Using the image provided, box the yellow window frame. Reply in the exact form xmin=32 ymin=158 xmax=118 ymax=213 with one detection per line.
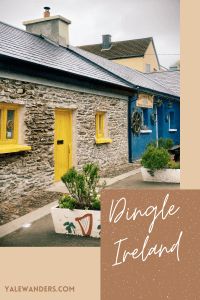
xmin=0 ymin=103 xmax=19 ymax=145
xmin=96 ymin=112 xmax=105 ymax=139
xmin=95 ymin=112 xmax=112 ymax=144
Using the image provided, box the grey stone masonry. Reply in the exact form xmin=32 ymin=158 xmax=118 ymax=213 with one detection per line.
xmin=0 ymin=78 xmax=129 ymax=201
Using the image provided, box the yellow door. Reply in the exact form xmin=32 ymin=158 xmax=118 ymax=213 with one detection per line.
xmin=54 ymin=110 xmax=72 ymax=181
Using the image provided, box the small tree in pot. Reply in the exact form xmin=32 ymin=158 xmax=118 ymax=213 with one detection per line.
xmin=141 ymin=139 xmax=180 ymax=183
xmin=60 ymin=163 xmax=102 ymax=210
xmin=51 ymin=163 xmax=104 ymax=238
xmin=141 ymin=145 xmax=170 ymax=176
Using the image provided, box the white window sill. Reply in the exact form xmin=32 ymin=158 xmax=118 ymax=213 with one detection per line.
xmin=141 ymin=130 xmax=152 ymax=134
xmin=169 ymin=129 xmax=177 ymax=132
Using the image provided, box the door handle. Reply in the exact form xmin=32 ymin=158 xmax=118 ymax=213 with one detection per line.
xmin=57 ymin=140 xmax=64 ymax=145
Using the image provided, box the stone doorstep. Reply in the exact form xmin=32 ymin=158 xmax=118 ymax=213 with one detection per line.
xmin=0 ymin=168 xmax=141 ymax=238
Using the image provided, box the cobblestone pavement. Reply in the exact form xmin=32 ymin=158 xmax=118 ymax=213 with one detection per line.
xmin=0 ymin=214 xmax=100 ymax=247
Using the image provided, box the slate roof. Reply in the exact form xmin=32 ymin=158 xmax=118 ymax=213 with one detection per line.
xmin=0 ymin=21 xmax=179 ymax=98
xmin=69 ymin=46 xmax=179 ymax=97
xmin=0 ymin=21 xmax=131 ymax=89
xmin=79 ymin=37 xmax=153 ymax=60
xmin=146 ymin=71 xmax=180 ymax=97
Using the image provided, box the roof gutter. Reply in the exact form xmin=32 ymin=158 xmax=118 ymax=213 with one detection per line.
xmin=0 ymin=53 xmax=133 ymax=95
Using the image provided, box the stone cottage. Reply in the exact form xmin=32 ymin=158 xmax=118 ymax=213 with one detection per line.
xmin=0 ymin=8 xmax=180 ymax=201
xmin=71 ymin=46 xmax=180 ymax=161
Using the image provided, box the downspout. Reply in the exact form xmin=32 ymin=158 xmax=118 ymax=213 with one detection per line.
xmin=155 ymin=106 xmax=159 ymax=147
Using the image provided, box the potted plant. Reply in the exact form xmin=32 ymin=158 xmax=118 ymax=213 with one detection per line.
xmin=51 ymin=163 xmax=104 ymax=238
xmin=141 ymin=141 xmax=180 ymax=183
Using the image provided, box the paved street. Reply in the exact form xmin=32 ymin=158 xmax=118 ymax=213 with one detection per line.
xmin=107 ymin=172 xmax=180 ymax=189
xmin=0 ymin=171 xmax=179 ymax=247
xmin=0 ymin=214 xmax=100 ymax=247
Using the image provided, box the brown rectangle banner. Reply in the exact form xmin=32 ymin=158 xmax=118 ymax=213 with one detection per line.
xmin=101 ymin=190 xmax=200 ymax=300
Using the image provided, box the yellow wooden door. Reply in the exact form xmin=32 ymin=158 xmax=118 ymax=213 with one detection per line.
xmin=54 ymin=110 xmax=72 ymax=181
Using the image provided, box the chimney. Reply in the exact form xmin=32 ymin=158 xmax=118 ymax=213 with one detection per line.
xmin=43 ymin=6 xmax=50 ymax=18
xmin=23 ymin=7 xmax=71 ymax=47
xmin=102 ymin=34 xmax=112 ymax=50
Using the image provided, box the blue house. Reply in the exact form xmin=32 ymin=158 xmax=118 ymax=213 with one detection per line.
xmin=72 ymin=48 xmax=180 ymax=162
xmin=128 ymin=70 xmax=180 ymax=160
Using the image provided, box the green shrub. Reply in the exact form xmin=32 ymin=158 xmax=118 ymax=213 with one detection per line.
xmin=60 ymin=163 xmax=103 ymax=210
xmin=91 ymin=196 xmax=101 ymax=210
xmin=59 ymin=195 xmax=77 ymax=210
xmin=141 ymin=145 xmax=171 ymax=176
xmin=167 ymin=160 xmax=180 ymax=169
xmin=147 ymin=138 xmax=174 ymax=150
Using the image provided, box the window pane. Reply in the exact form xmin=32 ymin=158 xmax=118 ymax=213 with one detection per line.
xmin=170 ymin=111 xmax=175 ymax=128
xmin=145 ymin=64 xmax=151 ymax=73
xmin=99 ymin=114 xmax=104 ymax=137
xmin=6 ymin=110 xmax=15 ymax=139
xmin=142 ymin=108 xmax=148 ymax=126
xmin=99 ymin=115 xmax=102 ymax=134
xmin=96 ymin=113 xmax=105 ymax=138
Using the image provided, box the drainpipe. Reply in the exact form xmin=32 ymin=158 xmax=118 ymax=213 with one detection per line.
xmin=155 ymin=106 xmax=159 ymax=147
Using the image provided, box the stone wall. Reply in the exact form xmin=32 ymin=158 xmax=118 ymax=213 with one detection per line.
xmin=0 ymin=78 xmax=129 ymax=201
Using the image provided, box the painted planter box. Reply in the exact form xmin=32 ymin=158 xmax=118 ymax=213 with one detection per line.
xmin=141 ymin=167 xmax=180 ymax=183
xmin=51 ymin=206 xmax=101 ymax=238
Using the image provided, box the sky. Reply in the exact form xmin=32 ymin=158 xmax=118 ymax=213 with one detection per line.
xmin=0 ymin=0 xmax=180 ymax=68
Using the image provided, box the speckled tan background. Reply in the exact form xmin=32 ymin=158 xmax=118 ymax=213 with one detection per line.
xmin=101 ymin=190 xmax=200 ymax=300
xmin=0 ymin=1 xmax=199 ymax=299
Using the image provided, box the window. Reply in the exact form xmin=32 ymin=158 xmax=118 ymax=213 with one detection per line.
xmin=140 ymin=108 xmax=152 ymax=133
xmin=96 ymin=112 xmax=104 ymax=139
xmin=141 ymin=108 xmax=148 ymax=128
xmin=0 ymin=103 xmax=31 ymax=153
xmin=169 ymin=111 xmax=177 ymax=132
xmin=145 ymin=64 xmax=151 ymax=73
xmin=95 ymin=112 xmax=112 ymax=144
xmin=0 ymin=104 xmax=18 ymax=144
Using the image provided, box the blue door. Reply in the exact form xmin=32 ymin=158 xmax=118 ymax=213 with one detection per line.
xmin=128 ymin=96 xmax=156 ymax=162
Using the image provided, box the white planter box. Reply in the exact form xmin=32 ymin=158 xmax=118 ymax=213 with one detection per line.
xmin=51 ymin=206 xmax=101 ymax=238
xmin=141 ymin=167 xmax=180 ymax=183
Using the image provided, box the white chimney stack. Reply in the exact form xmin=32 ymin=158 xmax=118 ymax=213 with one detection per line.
xmin=23 ymin=7 xmax=71 ymax=47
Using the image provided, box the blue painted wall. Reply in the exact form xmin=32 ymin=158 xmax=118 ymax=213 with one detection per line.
xmin=129 ymin=95 xmax=180 ymax=162
xmin=157 ymin=100 xmax=180 ymax=145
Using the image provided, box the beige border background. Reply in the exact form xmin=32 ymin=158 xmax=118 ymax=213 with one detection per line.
xmin=0 ymin=1 xmax=198 ymax=299
xmin=0 ymin=248 xmax=100 ymax=300
xmin=181 ymin=0 xmax=199 ymax=188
